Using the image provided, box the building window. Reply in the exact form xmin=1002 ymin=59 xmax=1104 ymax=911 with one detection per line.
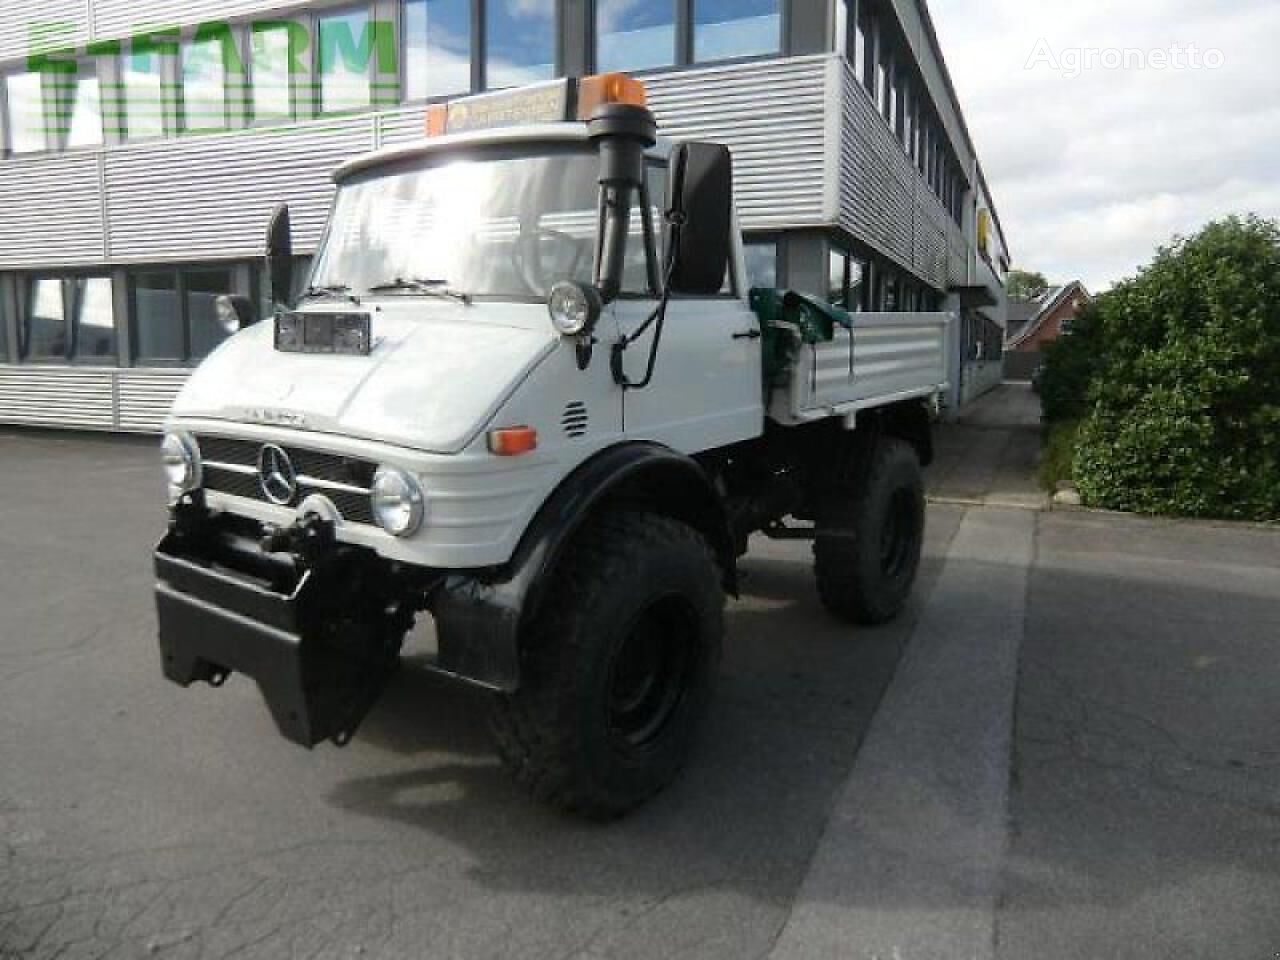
xmin=743 ymin=240 xmax=777 ymax=290
xmin=598 ymin=0 xmax=677 ymax=73
xmin=181 ymin=34 xmax=230 ymax=132
xmin=318 ymin=7 xmax=374 ymax=113
xmin=251 ymin=22 xmax=301 ymax=122
xmin=828 ymin=248 xmax=848 ymax=308
xmin=72 ymin=276 xmax=116 ymax=361
xmin=122 ymin=44 xmax=166 ymax=140
xmin=24 ymin=277 xmax=69 ymax=361
xmin=850 ymin=256 xmax=868 ymax=310
xmin=486 ymin=0 xmax=555 ymax=88
xmin=404 ymin=0 xmax=473 ymax=100
xmin=186 ymin=268 xmax=235 ymax=359
xmin=856 ymin=2 xmax=873 ymax=93
xmin=4 ymin=72 xmax=46 ymax=154
xmin=51 ymin=61 xmax=103 ymax=150
xmin=693 ymin=0 xmax=780 ymax=63
xmin=133 ymin=271 xmax=182 ymax=361
xmin=131 ymin=267 xmax=237 ymax=364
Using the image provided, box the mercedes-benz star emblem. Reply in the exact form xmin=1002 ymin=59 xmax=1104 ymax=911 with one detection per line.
xmin=258 ymin=444 xmax=298 ymax=505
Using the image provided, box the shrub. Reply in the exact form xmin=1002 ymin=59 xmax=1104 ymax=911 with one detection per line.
xmin=1038 ymin=299 xmax=1107 ymax=424
xmin=1068 ymin=216 xmax=1280 ymax=521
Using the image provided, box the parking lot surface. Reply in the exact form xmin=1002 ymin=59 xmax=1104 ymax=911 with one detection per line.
xmin=0 ymin=429 xmax=961 ymax=960
xmin=3 ymin=417 xmax=1278 ymax=960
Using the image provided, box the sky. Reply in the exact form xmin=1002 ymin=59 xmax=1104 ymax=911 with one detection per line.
xmin=927 ymin=0 xmax=1280 ymax=291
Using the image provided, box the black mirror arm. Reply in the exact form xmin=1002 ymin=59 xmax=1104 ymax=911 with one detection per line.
xmin=610 ymin=215 xmax=683 ymax=391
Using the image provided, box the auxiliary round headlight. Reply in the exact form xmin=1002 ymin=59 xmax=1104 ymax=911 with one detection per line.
xmin=371 ymin=466 xmax=425 ymax=537
xmin=547 ymin=281 xmax=602 ymax=337
xmin=161 ymin=432 xmax=201 ymax=495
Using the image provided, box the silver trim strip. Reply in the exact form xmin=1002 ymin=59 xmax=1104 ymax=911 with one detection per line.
xmin=204 ymin=460 xmax=257 ymax=476
xmin=296 ymin=474 xmax=372 ymax=497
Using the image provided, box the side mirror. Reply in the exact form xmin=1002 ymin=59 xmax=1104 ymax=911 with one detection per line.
xmin=266 ymin=203 xmax=294 ymax=306
xmin=215 ymin=295 xmax=258 ymax=335
xmin=665 ymin=142 xmax=733 ymax=296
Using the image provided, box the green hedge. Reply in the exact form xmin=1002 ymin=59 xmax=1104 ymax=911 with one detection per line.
xmin=1040 ymin=216 xmax=1280 ymax=521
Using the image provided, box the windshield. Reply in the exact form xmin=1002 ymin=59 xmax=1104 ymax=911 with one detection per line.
xmin=311 ymin=146 xmax=656 ymax=300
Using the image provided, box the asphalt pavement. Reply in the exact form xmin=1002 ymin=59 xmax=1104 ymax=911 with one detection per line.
xmin=2 ymin=391 xmax=1278 ymax=960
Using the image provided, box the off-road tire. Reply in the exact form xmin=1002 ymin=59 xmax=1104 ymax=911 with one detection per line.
xmin=489 ymin=510 xmax=724 ymax=818
xmin=814 ymin=437 xmax=925 ymax=626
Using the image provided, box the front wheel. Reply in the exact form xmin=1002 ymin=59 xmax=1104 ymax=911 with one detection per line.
xmin=814 ymin=437 xmax=925 ymax=626
xmin=490 ymin=510 xmax=724 ymax=818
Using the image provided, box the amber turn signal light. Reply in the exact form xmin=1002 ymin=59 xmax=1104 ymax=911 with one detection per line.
xmin=488 ymin=426 xmax=538 ymax=457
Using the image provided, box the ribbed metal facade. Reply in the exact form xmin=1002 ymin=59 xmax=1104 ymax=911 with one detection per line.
xmin=0 ymin=0 xmax=1002 ymax=431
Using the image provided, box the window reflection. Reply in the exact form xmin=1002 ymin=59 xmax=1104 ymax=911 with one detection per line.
xmin=25 ymin=278 xmax=68 ymax=360
xmin=72 ymin=277 xmax=116 ymax=361
xmin=252 ymin=22 xmax=298 ymax=122
xmin=318 ymin=7 xmax=373 ymax=113
xmin=187 ymin=270 xmax=235 ymax=359
xmin=181 ymin=35 xmax=229 ymax=132
xmin=486 ymin=0 xmax=555 ymax=89
xmin=123 ymin=46 xmax=165 ymax=140
xmin=693 ymin=0 xmax=780 ymax=63
xmin=404 ymin=0 xmax=472 ymax=100
xmin=4 ymin=72 xmax=45 ymax=154
xmin=133 ymin=272 xmax=182 ymax=361
xmin=54 ymin=62 xmax=103 ymax=149
xmin=598 ymin=0 xmax=677 ymax=73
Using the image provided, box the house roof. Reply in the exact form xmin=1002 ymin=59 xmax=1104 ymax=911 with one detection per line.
xmin=1005 ymin=281 xmax=1091 ymax=348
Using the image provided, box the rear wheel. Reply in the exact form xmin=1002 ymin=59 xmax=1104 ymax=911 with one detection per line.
xmin=490 ymin=510 xmax=724 ymax=818
xmin=814 ymin=437 xmax=925 ymax=626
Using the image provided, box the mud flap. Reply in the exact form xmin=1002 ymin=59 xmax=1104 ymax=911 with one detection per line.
xmin=154 ymin=535 xmax=403 ymax=748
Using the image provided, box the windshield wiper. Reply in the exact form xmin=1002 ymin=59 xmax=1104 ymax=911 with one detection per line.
xmin=301 ymin=283 xmax=361 ymax=305
xmin=367 ymin=277 xmax=472 ymax=305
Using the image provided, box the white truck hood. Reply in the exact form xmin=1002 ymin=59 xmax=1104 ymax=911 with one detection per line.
xmin=171 ymin=303 xmax=557 ymax=454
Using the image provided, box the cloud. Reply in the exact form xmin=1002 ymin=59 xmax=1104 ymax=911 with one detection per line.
xmin=930 ymin=0 xmax=1280 ymax=289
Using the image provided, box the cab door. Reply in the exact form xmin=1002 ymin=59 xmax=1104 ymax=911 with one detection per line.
xmin=611 ymin=289 xmax=763 ymax=453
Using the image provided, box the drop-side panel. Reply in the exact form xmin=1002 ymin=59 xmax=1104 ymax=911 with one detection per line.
xmin=779 ymin=313 xmax=949 ymax=422
xmin=0 ymin=155 xmax=106 ymax=267
xmin=104 ymin=119 xmax=375 ymax=260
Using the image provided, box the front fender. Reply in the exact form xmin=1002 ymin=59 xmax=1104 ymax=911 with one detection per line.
xmin=431 ymin=442 xmax=736 ymax=692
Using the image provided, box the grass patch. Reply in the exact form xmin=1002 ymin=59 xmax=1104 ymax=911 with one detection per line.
xmin=1039 ymin=421 xmax=1080 ymax=494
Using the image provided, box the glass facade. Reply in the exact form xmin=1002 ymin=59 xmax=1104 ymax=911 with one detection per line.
xmin=318 ymin=7 xmax=373 ymax=113
xmin=404 ymin=0 xmax=472 ymax=100
xmin=72 ymin=277 xmax=116 ymax=361
xmin=251 ymin=22 xmax=299 ymax=122
xmin=597 ymin=1 xmax=677 ymax=73
xmin=693 ymin=0 xmax=781 ymax=62
xmin=55 ymin=62 xmax=104 ymax=149
xmin=25 ymin=278 xmax=67 ymax=360
xmin=4 ymin=72 xmax=45 ymax=154
xmin=181 ymin=35 xmax=229 ymax=132
xmin=486 ymin=0 xmax=555 ymax=89
xmin=122 ymin=46 xmax=166 ymax=140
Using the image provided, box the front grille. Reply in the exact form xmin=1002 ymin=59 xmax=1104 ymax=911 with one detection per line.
xmin=196 ymin=435 xmax=376 ymax=525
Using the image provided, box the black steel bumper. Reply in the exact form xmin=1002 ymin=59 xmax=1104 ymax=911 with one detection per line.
xmin=154 ymin=528 xmax=396 ymax=748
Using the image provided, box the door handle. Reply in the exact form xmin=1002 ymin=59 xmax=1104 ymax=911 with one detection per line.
xmin=732 ymin=329 xmax=762 ymax=340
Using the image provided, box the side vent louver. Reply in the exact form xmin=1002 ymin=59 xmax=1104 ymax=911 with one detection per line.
xmin=562 ymin=401 xmax=589 ymax=439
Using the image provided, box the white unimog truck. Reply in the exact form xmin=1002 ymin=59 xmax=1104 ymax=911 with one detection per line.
xmin=154 ymin=73 xmax=951 ymax=818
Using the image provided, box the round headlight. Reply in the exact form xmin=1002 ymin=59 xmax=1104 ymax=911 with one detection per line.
xmin=547 ymin=281 xmax=602 ymax=337
xmin=161 ymin=432 xmax=201 ymax=495
xmin=371 ymin=466 xmax=425 ymax=537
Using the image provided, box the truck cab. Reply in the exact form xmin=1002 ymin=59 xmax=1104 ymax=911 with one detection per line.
xmin=155 ymin=73 xmax=944 ymax=817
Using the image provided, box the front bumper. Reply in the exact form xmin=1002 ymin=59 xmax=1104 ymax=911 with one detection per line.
xmin=154 ymin=522 xmax=404 ymax=747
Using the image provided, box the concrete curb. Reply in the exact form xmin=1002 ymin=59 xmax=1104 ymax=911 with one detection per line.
xmin=770 ymin=507 xmax=1035 ymax=960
